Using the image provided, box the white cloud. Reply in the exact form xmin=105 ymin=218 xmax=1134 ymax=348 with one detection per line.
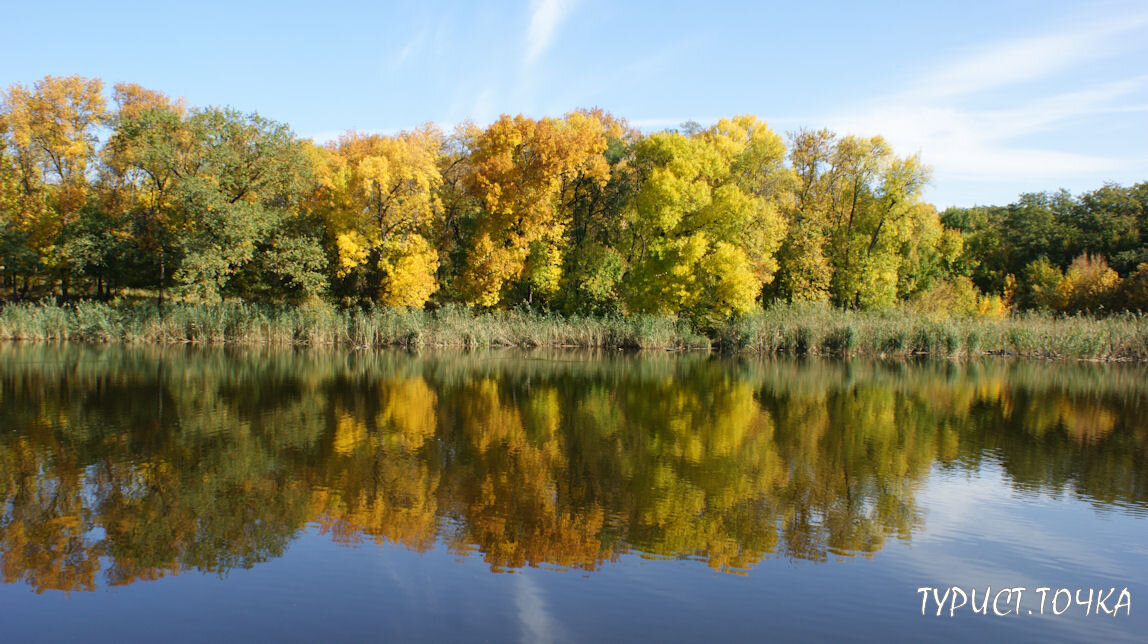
xmin=515 ymin=572 xmax=564 ymax=643
xmin=525 ymin=0 xmax=576 ymax=65
xmin=812 ymin=13 xmax=1148 ymax=202
xmin=907 ymin=14 xmax=1148 ymax=101
xmin=823 ymin=83 xmax=1144 ymax=183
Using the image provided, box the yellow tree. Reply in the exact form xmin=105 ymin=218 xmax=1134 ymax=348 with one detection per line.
xmin=1058 ymin=253 xmax=1120 ymax=312
xmin=457 ymin=113 xmax=611 ymax=307
xmin=700 ymin=115 xmax=794 ymax=291
xmin=2 ymin=75 xmax=106 ymax=297
xmin=775 ymin=129 xmax=836 ymax=301
xmin=831 ymin=142 xmax=931 ymax=308
xmin=622 ymin=116 xmax=791 ymax=320
xmin=781 ymin=130 xmax=931 ymax=308
xmin=1 ymin=111 xmax=43 ymax=296
xmin=320 ymin=127 xmax=443 ymax=307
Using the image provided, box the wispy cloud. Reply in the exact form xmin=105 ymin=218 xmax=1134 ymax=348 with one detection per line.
xmin=524 ymin=0 xmax=576 ymax=65
xmin=907 ymin=14 xmax=1148 ymax=101
xmin=813 ymin=12 xmax=1148 ymax=202
xmin=390 ymin=28 xmax=429 ymax=72
xmin=515 ymin=573 xmax=563 ymax=644
xmin=826 ymin=79 xmax=1147 ymax=181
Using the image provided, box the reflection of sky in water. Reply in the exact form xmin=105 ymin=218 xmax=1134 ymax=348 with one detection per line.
xmin=887 ymin=464 xmax=1147 ymax=642
xmin=2 ymin=471 xmax=1146 ymax=642
xmin=1 ymin=347 xmax=1147 ymax=641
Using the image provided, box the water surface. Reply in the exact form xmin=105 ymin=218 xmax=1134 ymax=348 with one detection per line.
xmin=1 ymin=346 xmax=1146 ymax=641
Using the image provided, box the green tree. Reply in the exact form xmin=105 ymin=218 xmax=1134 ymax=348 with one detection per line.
xmin=113 ymin=106 xmax=324 ymax=301
xmin=1019 ymin=257 xmax=1065 ymax=311
xmin=555 ymin=110 xmax=636 ymax=315
xmin=622 ymin=117 xmax=790 ymax=320
xmin=1070 ymin=183 xmax=1145 ymax=274
xmin=781 ymin=130 xmax=931 ymax=308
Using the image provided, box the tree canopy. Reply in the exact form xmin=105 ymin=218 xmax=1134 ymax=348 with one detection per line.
xmin=3 ymin=74 xmax=1146 ymax=316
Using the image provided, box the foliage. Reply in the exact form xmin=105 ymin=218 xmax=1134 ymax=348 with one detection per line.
xmin=1059 ymin=253 xmax=1120 ymax=313
xmin=622 ymin=116 xmax=790 ymax=321
xmin=1 ymin=74 xmax=1146 ymax=319
xmin=779 ymin=129 xmax=935 ymax=308
xmin=455 ymin=112 xmax=612 ymax=307
xmin=316 ymin=127 xmax=443 ymax=306
xmin=943 ymin=183 xmax=1148 ymax=312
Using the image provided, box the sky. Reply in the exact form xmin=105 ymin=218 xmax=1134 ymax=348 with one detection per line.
xmin=2 ymin=0 xmax=1146 ymax=208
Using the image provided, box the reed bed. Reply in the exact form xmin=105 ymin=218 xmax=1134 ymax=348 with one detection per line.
xmin=1 ymin=300 xmax=1145 ymax=360
xmin=0 ymin=301 xmax=708 ymax=350
xmin=716 ymin=301 xmax=1148 ymax=361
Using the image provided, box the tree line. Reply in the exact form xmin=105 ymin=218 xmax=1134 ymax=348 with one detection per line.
xmin=2 ymin=75 xmax=1146 ymax=320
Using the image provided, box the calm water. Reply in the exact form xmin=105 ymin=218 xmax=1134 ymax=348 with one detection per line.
xmin=1 ymin=345 xmax=1146 ymax=642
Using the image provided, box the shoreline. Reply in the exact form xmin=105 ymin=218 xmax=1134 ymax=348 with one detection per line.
xmin=1 ymin=300 xmax=1145 ymax=362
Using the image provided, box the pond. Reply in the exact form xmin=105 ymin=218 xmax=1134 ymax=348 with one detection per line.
xmin=1 ymin=345 xmax=1145 ymax=642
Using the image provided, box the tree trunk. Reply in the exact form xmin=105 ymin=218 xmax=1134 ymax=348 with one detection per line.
xmin=159 ymin=252 xmax=166 ymax=310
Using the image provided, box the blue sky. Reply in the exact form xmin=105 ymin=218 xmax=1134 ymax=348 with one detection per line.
xmin=3 ymin=0 xmax=1146 ymax=207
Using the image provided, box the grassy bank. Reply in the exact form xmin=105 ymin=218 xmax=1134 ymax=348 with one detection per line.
xmin=716 ymin=302 xmax=1148 ymax=361
xmin=0 ymin=301 xmax=710 ymax=350
xmin=1 ymin=300 xmax=1145 ymax=360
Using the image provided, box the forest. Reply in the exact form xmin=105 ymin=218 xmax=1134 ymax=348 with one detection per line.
xmin=2 ymin=74 xmax=1147 ymax=323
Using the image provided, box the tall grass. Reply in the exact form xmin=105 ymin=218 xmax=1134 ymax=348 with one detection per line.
xmin=716 ymin=301 xmax=1148 ymax=361
xmin=1 ymin=299 xmax=1145 ymax=360
xmin=0 ymin=301 xmax=709 ymax=350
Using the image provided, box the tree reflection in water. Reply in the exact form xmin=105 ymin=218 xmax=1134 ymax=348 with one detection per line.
xmin=1 ymin=345 xmax=1145 ymax=592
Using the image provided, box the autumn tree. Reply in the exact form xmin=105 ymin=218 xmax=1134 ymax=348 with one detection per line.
xmin=1 ymin=75 xmax=107 ymax=298
xmin=896 ymin=203 xmax=964 ymax=299
xmin=3 ymin=77 xmax=1144 ymax=316
xmin=621 ymin=116 xmax=790 ymax=320
xmin=53 ymin=83 xmax=190 ymax=300
xmin=554 ymin=110 xmax=635 ymax=315
xmin=315 ymin=127 xmax=443 ymax=307
xmin=105 ymin=98 xmax=192 ymax=300
xmin=1058 ymin=253 xmax=1120 ymax=313
xmin=456 ymin=113 xmax=611 ymax=307
xmin=0 ymin=112 xmax=41 ymax=297
xmin=779 ymin=130 xmax=931 ymax=308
